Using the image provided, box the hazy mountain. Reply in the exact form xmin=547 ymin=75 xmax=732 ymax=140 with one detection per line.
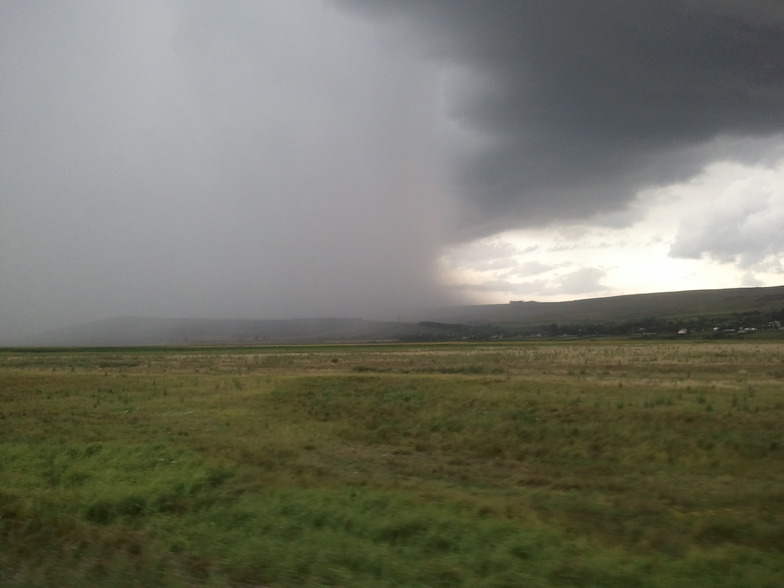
xmin=16 ymin=317 xmax=388 ymax=347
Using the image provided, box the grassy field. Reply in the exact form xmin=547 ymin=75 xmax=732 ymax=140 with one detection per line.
xmin=1 ymin=340 xmax=783 ymax=587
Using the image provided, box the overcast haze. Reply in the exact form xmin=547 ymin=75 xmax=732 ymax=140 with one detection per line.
xmin=2 ymin=1 xmax=784 ymax=341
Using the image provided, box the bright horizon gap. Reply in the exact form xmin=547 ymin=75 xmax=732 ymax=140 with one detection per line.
xmin=439 ymin=158 xmax=784 ymax=305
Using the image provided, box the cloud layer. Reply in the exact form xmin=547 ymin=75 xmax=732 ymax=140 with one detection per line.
xmin=339 ymin=0 xmax=784 ymax=235
xmin=2 ymin=1 xmax=783 ymax=339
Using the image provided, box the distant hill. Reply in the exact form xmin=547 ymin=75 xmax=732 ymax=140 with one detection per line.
xmin=12 ymin=285 xmax=784 ymax=346
xmin=414 ymin=286 xmax=784 ymax=330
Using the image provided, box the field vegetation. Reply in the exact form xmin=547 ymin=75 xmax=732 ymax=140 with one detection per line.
xmin=1 ymin=340 xmax=783 ymax=586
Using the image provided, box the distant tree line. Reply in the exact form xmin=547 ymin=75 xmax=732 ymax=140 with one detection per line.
xmin=399 ymin=308 xmax=784 ymax=342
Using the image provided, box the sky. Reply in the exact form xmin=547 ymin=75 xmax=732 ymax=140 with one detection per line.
xmin=2 ymin=1 xmax=784 ymax=340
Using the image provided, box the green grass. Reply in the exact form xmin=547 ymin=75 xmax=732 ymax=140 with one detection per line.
xmin=1 ymin=340 xmax=783 ymax=586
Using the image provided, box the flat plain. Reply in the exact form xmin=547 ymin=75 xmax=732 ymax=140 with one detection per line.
xmin=1 ymin=339 xmax=783 ymax=587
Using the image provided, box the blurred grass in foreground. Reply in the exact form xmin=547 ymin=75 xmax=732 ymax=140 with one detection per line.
xmin=1 ymin=340 xmax=783 ymax=586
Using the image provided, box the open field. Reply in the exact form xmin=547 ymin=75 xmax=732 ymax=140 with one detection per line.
xmin=1 ymin=340 xmax=783 ymax=587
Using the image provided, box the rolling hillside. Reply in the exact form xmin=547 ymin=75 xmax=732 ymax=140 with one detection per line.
xmin=415 ymin=285 xmax=784 ymax=328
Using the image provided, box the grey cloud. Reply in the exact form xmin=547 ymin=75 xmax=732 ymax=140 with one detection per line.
xmin=0 ymin=1 xmax=455 ymax=338
xmin=441 ymin=242 xmax=554 ymax=279
xmin=453 ymin=265 xmax=607 ymax=299
xmin=517 ymin=261 xmax=553 ymax=276
xmin=670 ymin=193 xmax=784 ymax=266
xmin=451 ymin=278 xmax=539 ymax=294
xmin=547 ymin=243 xmax=580 ymax=253
xmin=450 ymin=239 xmax=519 ymax=264
xmin=742 ymin=272 xmax=764 ymax=287
xmin=558 ymin=267 xmax=607 ymax=295
xmin=337 ymin=0 xmax=784 ymax=235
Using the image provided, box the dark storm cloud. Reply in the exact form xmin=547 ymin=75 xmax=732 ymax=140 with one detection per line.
xmin=337 ymin=0 xmax=784 ymax=235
